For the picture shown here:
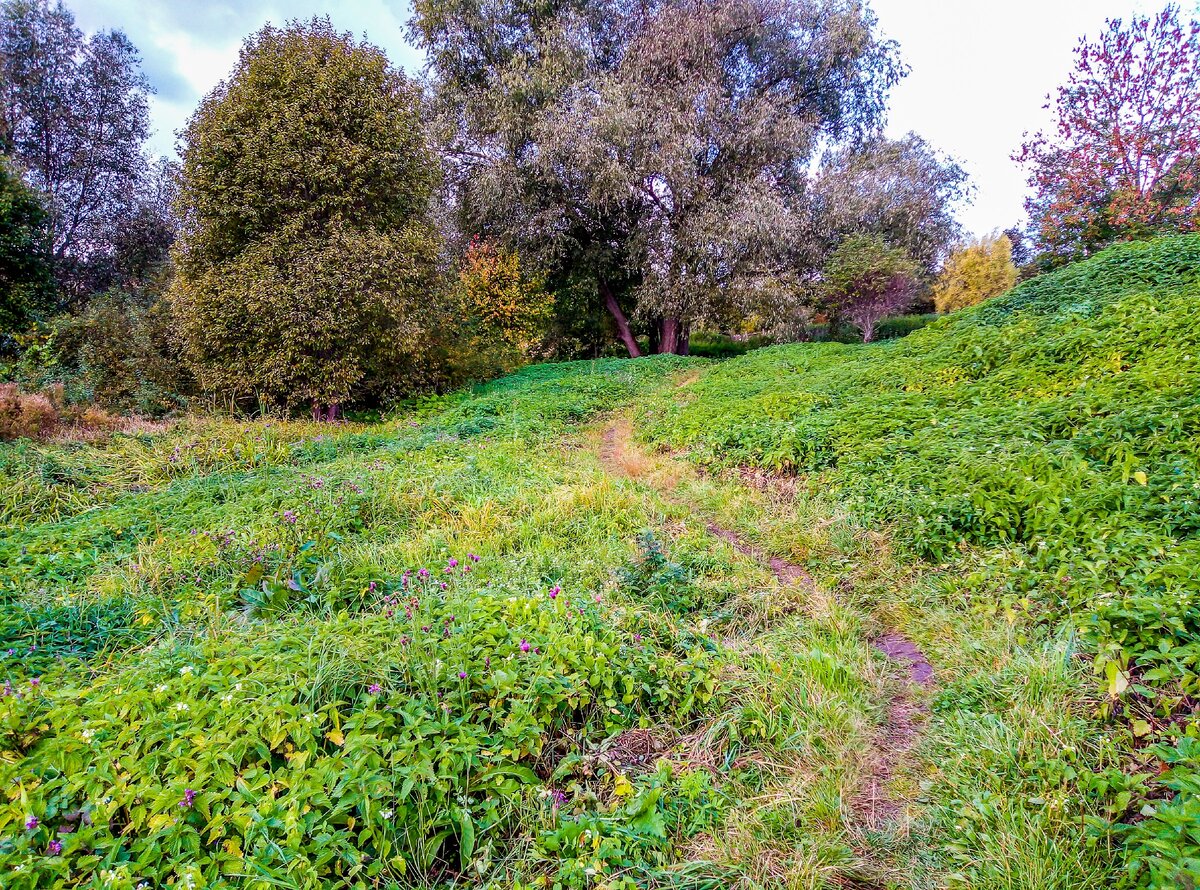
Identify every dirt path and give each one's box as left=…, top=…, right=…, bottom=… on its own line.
left=597, top=417, right=934, bottom=838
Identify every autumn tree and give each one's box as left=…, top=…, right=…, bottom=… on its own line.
left=1016, top=5, right=1200, bottom=263
left=0, top=0, right=151, bottom=297
left=931, top=233, right=1017, bottom=313
left=823, top=234, right=919, bottom=342
left=410, top=0, right=904, bottom=355
left=170, top=20, right=440, bottom=415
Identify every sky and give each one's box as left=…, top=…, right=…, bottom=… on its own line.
left=76, top=0, right=1167, bottom=237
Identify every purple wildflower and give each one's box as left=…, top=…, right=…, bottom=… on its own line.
left=458, top=671, right=467, bottom=680
left=418, top=568, right=429, bottom=579
left=368, top=683, right=382, bottom=695
left=47, top=840, right=62, bottom=855
left=29, top=677, right=40, bottom=688
left=25, top=815, right=38, bottom=831
left=550, top=586, right=560, bottom=599
left=280, top=510, right=298, bottom=524
left=180, top=789, right=196, bottom=809
left=468, top=553, right=480, bottom=563
left=447, top=558, right=459, bottom=568
left=520, top=639, right=531, bottom=653
left=368, top=581, right=377, bottom=593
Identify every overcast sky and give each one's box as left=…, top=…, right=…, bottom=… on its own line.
left=76, top=0, right=1167, bottom=237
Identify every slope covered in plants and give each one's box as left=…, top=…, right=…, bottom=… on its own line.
left=639, top=234, right=1200, bottom=886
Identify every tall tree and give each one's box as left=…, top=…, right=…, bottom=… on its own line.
left=807, top=133, right=970, bottom=278
left=0, top=0, right=151, bottom=297
left=1015, top=5, right=1200, bottom=264
left=410, top=0, right=904, bottom=355
left=170, top=19, right=441, bottom=415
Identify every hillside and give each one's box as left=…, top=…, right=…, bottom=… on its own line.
left=2, top=237, right=1199, bottom=888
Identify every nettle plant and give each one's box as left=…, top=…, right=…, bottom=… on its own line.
left=0, top=556, right=717, bottom=888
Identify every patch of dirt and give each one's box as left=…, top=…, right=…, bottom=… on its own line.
left=851, top=632, right=935, bottom=832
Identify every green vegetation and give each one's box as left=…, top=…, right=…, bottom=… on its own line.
left=638, top=235, right=1200, bottom=887
left=2, top=236, right=1198, bottom=887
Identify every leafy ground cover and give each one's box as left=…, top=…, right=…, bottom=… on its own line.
left=637, top=235, right=1200, bottom=888
left=1, top=236, right=1197, bottom=889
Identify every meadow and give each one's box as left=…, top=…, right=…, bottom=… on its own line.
left=2, top=236, right=1199, bottom=889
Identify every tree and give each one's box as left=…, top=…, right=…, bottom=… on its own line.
left=170, top=19, right=441, bottom=414
left=807, top=133, right=970, bottom=278
left=0, top=157, right=51, bottom=338
left=410, top=0, right=904, bottom=355
left=449, top=237, right=554, bottom=379
left=823, top=233, right=919, bottom=342
left=1016, top=6, right=1200, bottom=263
left=0, top=0, right=151, bottom=296
left=932, top=232, right=1018, bottom=313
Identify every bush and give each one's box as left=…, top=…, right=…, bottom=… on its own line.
left=0, top=383, right=58, bottom=440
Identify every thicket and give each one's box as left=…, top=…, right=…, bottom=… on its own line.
left=639, top=234, right=1200, bottom=887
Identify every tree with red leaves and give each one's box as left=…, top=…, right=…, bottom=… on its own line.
left=1016, top=5, right=1200, bottom=265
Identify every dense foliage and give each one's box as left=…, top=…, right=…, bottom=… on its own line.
left=170, top=20, right=441, bottom=413
left=410, top=0, right=906, bottom=355
left=639, top=234, right=1200, bottom=886
left=0, top=158, right=51, bottom=337
left=931, top=232, right=1018, bottom=313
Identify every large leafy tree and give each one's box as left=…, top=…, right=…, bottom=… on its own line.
left=806, top=133, right=970, bottom=279
left=0, top=0, right=151, bottom=297
left=410, top=0, right=904, bottom=355
left=171, top=19, right=441, bottom=414
left=1016, top=5, right=1200, bottom=264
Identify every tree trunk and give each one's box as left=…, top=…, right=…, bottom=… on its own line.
left=657, top=317, right=689, bottom=354
left=599, top=276, right=642, bottom=357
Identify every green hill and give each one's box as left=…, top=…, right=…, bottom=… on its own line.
left=1, top=237, right=1198, bottom=889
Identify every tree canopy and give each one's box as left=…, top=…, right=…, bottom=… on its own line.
left=1016, top=6, right=1200, bottom=264
left=932, top=233, right=1018, bottom=313
left=410, top=0, right=906, bottom=355
left=0, top=0, right=151, bottom=297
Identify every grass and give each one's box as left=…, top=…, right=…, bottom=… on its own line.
left=3, top=237, right=1199, bottom=888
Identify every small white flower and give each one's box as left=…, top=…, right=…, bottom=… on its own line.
left=155, top=684, right=168, bottom=693
left=174, top=702, right=189, bottom=712
left=382, top=809, right=394, bottom=819
left=179, top=666, right=193, bottom=676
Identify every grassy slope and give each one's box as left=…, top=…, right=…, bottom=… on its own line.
left=636, top=234, right=1200, bottom=888
left=0, top=236, right=1196, bottom=889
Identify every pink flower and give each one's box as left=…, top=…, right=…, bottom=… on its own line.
left=368, top=683, right=382, bottom=695
left=468, top=553, right=480, bottom=563
left=520, top=639, right=531, bottom=653
left=447, top=558, right=459, bottom=568
left=549, top=586, right=560, bottom=599
left=458, top=671, right=467, bottom=679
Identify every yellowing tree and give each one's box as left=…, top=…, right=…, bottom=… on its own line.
left=932, top=233, right=1018, bottom=313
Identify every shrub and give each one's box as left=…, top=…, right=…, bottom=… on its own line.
left=0, top=383, right=58, bottom=440
left=932, top=232, right=1018, bottom=313
left=823, top=234, right=921, bottom=341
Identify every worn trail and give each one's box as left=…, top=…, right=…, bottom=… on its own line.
left=597, top=416, right=935, bottom=838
